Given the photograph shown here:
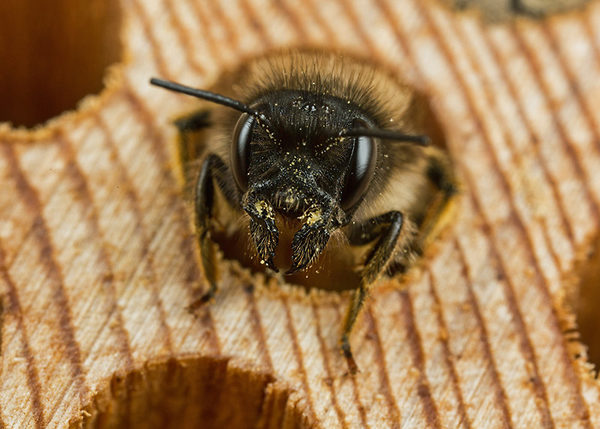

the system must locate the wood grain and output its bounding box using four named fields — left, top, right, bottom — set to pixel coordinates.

left=1, top=0, right=599, bottom=428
